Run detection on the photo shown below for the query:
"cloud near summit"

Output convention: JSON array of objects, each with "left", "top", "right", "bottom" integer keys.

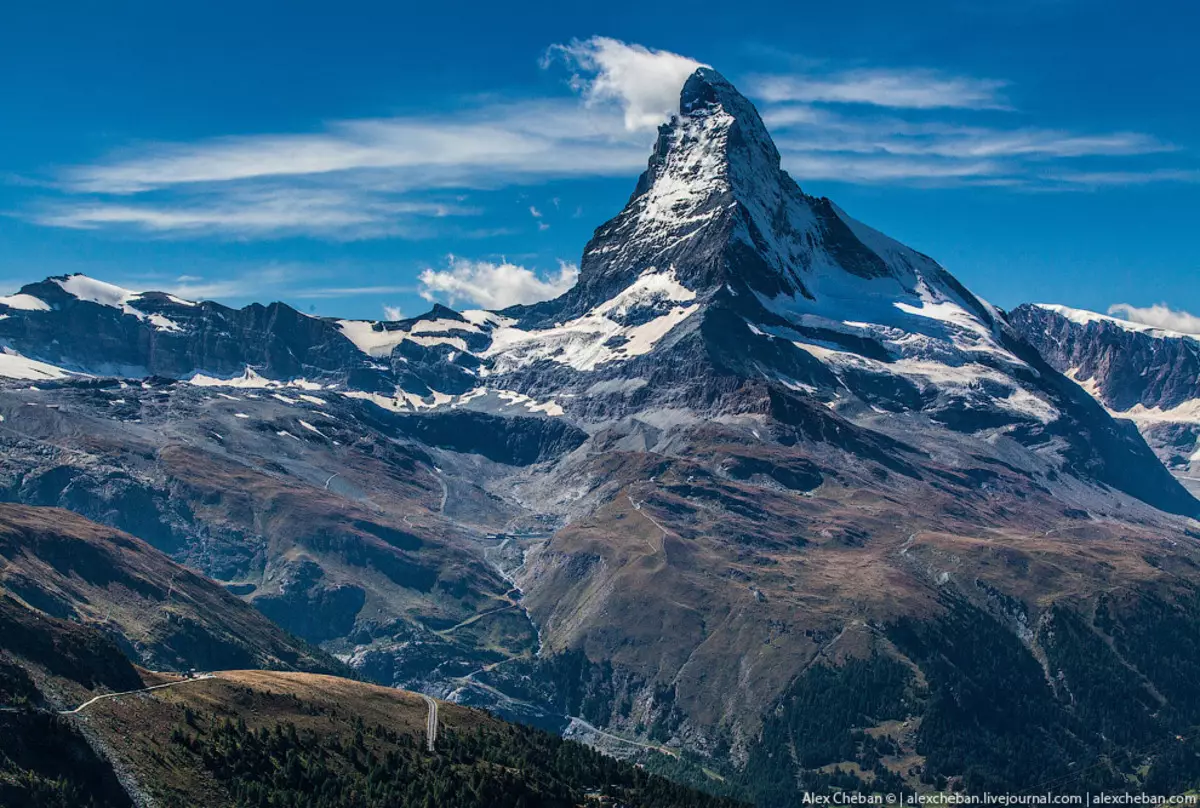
[{"left": 544, "top": 37, "right": 705, "bottom": 132}]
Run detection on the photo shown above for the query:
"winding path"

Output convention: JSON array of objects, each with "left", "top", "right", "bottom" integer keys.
[
  {"left": 59, "top": 674, "right": 216, "bottom": 715},
  {"left": 419, "top": 694, "right": 438, "bottom": 752},
  {"left": 432, "top": 602, "right": 517, "bottom": 637},
  {"left": 55, "top": 670, "right": 442, "bottom": 754},
  {"left": 627, "top": 493, "right": 669, "bottom": 554},
  {"left": 566, "top": 716, "right": 680, "bottom": 759}
]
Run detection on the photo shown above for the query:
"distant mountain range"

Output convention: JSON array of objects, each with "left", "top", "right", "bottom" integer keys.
[
  {"left": 2, "top": 67, "right": 1200, "bottom": 802},
  {"left": 1010, "top": 303, "right": 1200, "bottom": 493}
]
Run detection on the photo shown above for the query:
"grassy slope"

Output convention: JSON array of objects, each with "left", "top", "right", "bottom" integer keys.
[
  {"left": 81, "top": 670, "right": 746, "bottom": 808},
  {"left": 0, "top": 503, "right": 344, "bottom": 675}
]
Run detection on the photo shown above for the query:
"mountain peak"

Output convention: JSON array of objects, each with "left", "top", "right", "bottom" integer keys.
[
  {"left": 627, "top": 68, "right": 785, "bottom": 214},
  {"left": 679, "top": 67, "right": 781, "bottom": 168}
]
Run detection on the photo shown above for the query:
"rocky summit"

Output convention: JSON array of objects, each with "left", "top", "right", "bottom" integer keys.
[{"left": 3, "top": 68, "right": 1200, "bottom": 801}]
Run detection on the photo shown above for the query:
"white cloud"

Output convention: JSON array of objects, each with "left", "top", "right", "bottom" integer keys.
[
  {"left": 773, "top": 125, "right": 1169, "bottom": 161},
  {"left": 383, "top": 305, "right": 403, "bottom": 320},
  {"left": 1048, "top": 168, "right": 1200, "bottom": 187},
  {"left": 418, "top": 257, "right": 578, "bottom": 309},
  {"left": 777, "top": 152, "right": 1006, "bottom": 183},
  {"left": 163, "top": 275, "right": 269, "bottom": 300},
  {"left": 760, "top": 101, "right": 1176, "bottom": 187},
  {"left": 62, "top": 100, "right": 647, "bottom": 196},
  {"left": 1108, "top": 303, "right": 1200, "bottom": 335},
  {"left": 34, "top": 188, "right": 471, "bottom": 239},
  {"left": 545, "top": 36, "right": 705, "bottom": 131},
  {"left": 751, "top": 68, "right": 1009, "bottom": 110},
  {"left": 37, "top": 94, "right": 653, "bottom": 238},
  {"left": 529, "top": 205, "right": 542, "bottom": 218},
  {"left": 106, "top": 265, "right": 307, "bottom": 303}
]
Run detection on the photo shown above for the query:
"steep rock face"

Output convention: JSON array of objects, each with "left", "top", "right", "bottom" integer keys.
[
  {"left": 1011, "top": 304, "right": 1200, "bottom": 411},
  {"left": 1010, "top": 303, "right": 1200, "bottom": 476}
]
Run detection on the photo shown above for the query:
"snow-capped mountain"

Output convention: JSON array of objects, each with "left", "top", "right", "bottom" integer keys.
[
  {"left": 1011, "top": 302, "right": 1200, "bottom": 487},
  {"left": 7, "top": 70, "right": 1186, "bottom": 513},
  {"left": 4, "top": 67, "right": 1200, "bottom": 797}
]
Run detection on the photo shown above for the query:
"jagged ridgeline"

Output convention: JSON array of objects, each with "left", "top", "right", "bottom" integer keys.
[{"left": 2, "top": 67, "right": 1200, "bottom": 804}]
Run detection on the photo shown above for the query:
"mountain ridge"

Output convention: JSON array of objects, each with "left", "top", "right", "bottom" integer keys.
[
  {"left": 0, "top": 502, "right": 346, "bottom": 676},
  {"left": 1010, "top": 301, "right": 1200, "bottom": 491}
]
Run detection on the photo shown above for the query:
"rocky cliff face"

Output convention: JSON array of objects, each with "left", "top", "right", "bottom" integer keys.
[{"left": 1010, "top": 303, "right": 1200, "bottom": 481}]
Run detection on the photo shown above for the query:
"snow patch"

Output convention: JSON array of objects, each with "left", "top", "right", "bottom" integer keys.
[
  {"left": 493, "top": 389, "right": 565, "bottom": 417},
  {"left": 53, "top": 275, "right": 185, "bottom": 332},
  {"left": 486, "top": 267, "right": 700, "bottom": 372},
  {"left": 791, "top": 340, "right": 1058, "bottom": 424},
  {"left": 0, "top": 293, "right": 50, "bottom": 312},
  {"left": 461, "top": 310, "right": 516, "bottom": 328},
  {"left": 1065, "top": 368, "right": 1200, "bottom": 425},
  {"left": 1036, "top": 303, "right": 1199, "bottom": 341},
  {"left": 337, "top": 319, "right": 468, "bottom": 357},
  {"left": 187, "top": 367, "right": 326, "bottom": 392},
  {"left": 343, "top": 388, "right": 454, "bottom": 413},
  {"left": 0, "top": 348, "right": 74, "bottom": 381},
  {"left": 409, "top": 318, "right": 481, "bottom": 336},
  {"left": 1112, "top": 399, "right": 1200, "bottom": 426}
]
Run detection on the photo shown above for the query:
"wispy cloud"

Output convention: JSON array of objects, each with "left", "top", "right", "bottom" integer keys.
[
  {"left": 778, "top": 152, "right": 1006, "bottom": 183},
  {"left": 34, "top": 89, "right": 654, "bottom": 239},
  {"left": 770, "top": 119, "right": 1170, "bottom": 160},
  {"left": 291, "top": 284, "right": 417, "bottom": 299},
  {"left": 757, "top": 95, "right": 1178, "bottom": 188},
  {"left": 32, "top": 188, "right": 471, "bottom": 239},
  {"left": 382, "top": 304, "right": 403, "bottom": 321},
  {"left": 751, "top": 69, "right": 1009, "bottom": 110},
  {"left": 1108, "top": 302, "right": 1200, "bottom": 335},
  {"left": 1047, "top": 168, "right": 1200, "bottom": 187},
  {"left": 108, "top": 265, "right": 311, "bottom": 303},
  {"left": 419, "top": 256, "right": 578, "bottom": 309},
  {"left": 61, "top": 103, "right": 648, "bottom": 196},
  {"left": 105, "top": 265, "right": 417, "bottom": 308}
]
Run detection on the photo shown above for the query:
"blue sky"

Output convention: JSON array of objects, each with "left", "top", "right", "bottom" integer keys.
[{"left": 1, "top": 0, "right": 1197, "bottom": 328}]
